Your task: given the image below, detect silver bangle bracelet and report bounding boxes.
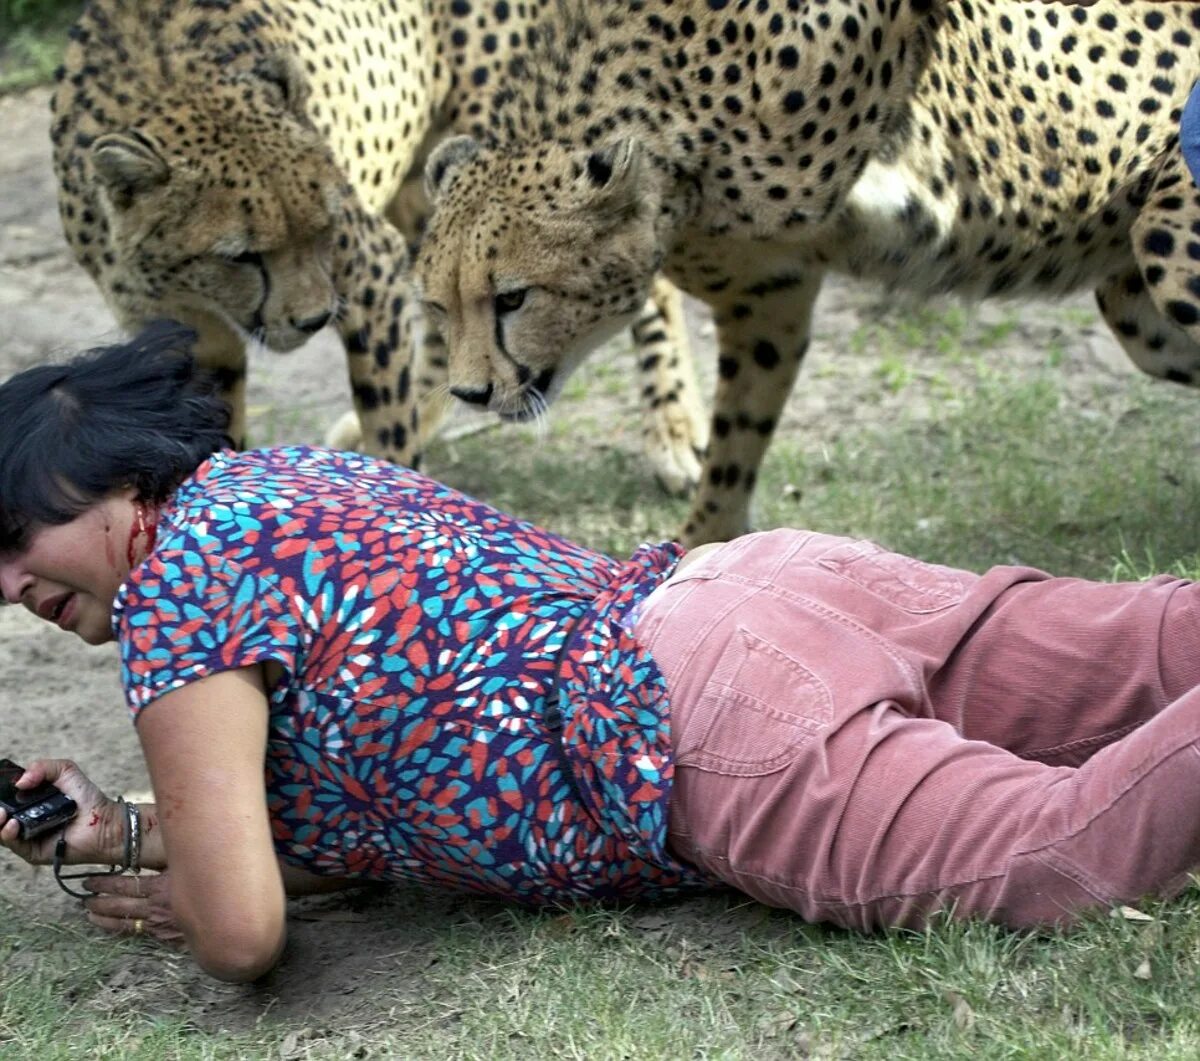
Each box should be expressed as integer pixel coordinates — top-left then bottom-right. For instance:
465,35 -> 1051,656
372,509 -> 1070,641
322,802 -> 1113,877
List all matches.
53,795 -> 137,900
125,799 -> 141,875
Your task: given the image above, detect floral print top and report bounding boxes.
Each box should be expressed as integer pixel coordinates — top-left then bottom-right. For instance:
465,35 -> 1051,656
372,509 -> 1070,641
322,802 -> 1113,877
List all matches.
112,447 -> 713,903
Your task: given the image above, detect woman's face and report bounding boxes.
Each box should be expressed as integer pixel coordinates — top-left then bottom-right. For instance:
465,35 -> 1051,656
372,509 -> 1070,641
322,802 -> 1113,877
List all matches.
0,493 -> 140,646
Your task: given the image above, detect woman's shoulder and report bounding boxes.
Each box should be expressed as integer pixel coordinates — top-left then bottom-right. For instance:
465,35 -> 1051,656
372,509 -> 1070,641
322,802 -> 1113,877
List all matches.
168,445 -> 429,518
184,445 -> 416,492
159,445 -> 518,560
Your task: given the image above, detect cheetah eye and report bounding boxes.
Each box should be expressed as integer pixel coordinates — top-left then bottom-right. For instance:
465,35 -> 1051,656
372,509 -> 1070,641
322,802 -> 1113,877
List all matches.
494,288 -> 528,314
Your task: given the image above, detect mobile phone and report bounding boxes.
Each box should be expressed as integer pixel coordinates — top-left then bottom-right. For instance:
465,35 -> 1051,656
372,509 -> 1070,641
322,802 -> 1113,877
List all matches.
0,759 -> 77,840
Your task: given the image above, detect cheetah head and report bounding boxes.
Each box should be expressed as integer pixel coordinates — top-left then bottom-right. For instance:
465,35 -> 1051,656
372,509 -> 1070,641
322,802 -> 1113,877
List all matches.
414,135 -> 664,419
80,53 -> 344,352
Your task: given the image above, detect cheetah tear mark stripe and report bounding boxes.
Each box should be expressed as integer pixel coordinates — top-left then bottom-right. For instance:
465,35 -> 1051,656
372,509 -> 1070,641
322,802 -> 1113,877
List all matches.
113,447 -> 713,903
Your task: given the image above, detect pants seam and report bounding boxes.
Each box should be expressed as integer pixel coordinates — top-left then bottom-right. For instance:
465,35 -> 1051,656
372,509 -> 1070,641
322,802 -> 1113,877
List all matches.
1014,737 -> 1200,865
690,845 -> 1009,908
683,741 -> 1200,908
1022,719 -> 1143,762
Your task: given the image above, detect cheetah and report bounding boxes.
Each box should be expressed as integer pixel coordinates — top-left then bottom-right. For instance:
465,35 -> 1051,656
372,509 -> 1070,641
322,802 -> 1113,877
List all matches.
51,0 -> 707,493
414,0 -> 1200,546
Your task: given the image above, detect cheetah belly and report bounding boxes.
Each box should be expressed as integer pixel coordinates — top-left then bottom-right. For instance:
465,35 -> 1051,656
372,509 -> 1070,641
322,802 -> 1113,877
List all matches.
829,158 -> 961,292
827,157 -> 1133,301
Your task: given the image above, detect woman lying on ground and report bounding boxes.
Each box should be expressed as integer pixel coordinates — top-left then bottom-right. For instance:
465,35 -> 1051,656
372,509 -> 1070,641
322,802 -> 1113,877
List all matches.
3,322 -> 1200,982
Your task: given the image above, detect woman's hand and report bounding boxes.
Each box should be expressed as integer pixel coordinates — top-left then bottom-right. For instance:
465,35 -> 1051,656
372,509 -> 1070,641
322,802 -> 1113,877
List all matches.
83,871 -> 185,947
0,759 -> 124,867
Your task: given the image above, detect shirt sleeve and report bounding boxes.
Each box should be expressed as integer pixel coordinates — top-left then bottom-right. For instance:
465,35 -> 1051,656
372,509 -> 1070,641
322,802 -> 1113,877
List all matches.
116,546 -> 302,718
1183,78 -> 1200,190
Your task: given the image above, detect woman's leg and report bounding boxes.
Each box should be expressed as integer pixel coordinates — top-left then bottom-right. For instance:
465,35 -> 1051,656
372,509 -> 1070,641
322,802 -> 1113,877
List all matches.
649,530 -> 1200,766
638,531 -> 1200,930
666,686 -> 1200,930
929,572 -> 1200,764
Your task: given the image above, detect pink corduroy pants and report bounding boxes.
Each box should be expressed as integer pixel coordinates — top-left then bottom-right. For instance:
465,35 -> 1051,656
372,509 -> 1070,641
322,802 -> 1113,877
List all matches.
634,529 -> 1200,930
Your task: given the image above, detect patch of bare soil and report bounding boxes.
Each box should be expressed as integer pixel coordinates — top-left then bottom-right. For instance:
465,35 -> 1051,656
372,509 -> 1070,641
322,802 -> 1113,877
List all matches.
0,85 -> 1151,1042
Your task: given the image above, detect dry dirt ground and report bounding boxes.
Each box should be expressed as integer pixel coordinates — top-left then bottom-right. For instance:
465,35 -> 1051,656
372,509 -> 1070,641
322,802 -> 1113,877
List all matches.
0,84 -> 1153,1043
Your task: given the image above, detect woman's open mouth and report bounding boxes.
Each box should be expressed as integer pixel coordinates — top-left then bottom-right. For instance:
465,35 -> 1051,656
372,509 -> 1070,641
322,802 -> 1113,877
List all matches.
41,593 -> 76,630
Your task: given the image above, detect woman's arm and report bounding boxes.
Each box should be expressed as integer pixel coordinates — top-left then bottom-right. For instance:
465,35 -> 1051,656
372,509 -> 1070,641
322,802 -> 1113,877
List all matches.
133,665 -> 285,983
81,857 -> 366,951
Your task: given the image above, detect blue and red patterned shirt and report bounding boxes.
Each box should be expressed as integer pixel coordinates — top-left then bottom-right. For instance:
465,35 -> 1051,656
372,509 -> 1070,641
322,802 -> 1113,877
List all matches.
112,447 -> 713,903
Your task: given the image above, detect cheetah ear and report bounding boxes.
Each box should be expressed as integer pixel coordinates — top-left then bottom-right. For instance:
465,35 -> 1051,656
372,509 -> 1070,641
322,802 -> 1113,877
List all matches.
91,133 -> 170,209
254,52 -> 312,119
574,138 -> 644,220
425,136 -> 482,202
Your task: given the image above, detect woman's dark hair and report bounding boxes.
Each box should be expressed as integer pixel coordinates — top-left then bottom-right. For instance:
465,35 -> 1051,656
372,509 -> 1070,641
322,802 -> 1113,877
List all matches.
0,320 -> 232,551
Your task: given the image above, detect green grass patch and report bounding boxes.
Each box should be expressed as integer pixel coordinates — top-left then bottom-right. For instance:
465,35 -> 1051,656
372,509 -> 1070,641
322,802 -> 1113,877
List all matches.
7,888 -> 1200,1059
431,352 -> 1200,582
0,1 -> 80,94
753,365 -> 1200,580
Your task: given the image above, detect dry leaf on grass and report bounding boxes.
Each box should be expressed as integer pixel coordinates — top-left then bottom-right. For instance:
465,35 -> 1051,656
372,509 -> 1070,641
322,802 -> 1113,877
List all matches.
1114,905 -> 1156,922
941,988 -> 976,1033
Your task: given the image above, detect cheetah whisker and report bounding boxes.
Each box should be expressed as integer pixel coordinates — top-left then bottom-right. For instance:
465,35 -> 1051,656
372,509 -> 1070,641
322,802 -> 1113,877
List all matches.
525,387 -> 550,441
329,294 -> 349,327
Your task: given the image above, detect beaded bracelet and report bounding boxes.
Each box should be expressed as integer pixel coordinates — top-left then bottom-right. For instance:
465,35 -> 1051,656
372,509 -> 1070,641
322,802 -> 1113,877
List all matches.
53,796 -> 141,900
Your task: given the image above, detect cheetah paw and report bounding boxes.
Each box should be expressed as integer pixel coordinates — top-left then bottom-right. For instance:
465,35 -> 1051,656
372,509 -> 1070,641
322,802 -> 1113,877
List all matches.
325,409 -> 363,451
644,401 -> 710,496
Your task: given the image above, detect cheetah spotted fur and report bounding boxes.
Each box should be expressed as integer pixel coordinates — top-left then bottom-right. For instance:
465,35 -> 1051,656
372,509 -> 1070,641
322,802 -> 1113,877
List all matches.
416,0 -> 1200,545
51,0 -> 707,492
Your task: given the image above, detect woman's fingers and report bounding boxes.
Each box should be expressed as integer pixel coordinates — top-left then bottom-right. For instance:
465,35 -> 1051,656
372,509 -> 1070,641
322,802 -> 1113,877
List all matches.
0,759 -> 117,865
86,910 -> 142,936
86,909 -> 184,945
83,873 -> 164,911
16,758 -> 72,788
0,806 -> 36,857
84,873 -> 184,945
84,873 -> 159,898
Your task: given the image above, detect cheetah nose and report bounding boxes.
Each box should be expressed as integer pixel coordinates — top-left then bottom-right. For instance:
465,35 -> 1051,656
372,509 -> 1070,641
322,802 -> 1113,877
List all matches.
291,310 -> 333,335
451,382 -> 494,407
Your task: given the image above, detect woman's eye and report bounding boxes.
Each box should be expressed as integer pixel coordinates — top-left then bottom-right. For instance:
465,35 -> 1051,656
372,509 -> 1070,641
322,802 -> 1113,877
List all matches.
494,289 -> 527,314
421,301 -> 447,322
223,250 -> 262,267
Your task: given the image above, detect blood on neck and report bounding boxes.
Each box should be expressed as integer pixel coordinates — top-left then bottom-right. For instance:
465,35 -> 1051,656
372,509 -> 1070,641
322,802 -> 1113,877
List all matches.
125,501 -> 159,568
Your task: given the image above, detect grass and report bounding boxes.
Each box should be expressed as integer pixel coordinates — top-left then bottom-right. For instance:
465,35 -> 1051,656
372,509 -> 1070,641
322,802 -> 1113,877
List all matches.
6,888 -> 1200,1058
6,298 -> 1200,1057
0,1 -> 80,94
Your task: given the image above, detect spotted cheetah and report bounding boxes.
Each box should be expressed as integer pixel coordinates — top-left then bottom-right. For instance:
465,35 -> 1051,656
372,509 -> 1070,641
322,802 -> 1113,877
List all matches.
51,0 -> 707,492
415,0 -> 1200,546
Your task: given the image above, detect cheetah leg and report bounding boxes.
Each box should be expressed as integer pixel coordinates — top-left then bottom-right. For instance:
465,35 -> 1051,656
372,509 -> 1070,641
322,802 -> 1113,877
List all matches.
1095,265 -> 1200,384
327,174 -> 448,455
681,267 -> 823,547
1108,159 -> 1200,384
632,276 -> 709,496
330,197 -> 422,465
384,171 -> 433,256
326,300 -> 450,454
404,298 -> 455,449
185,309 -> 249,447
